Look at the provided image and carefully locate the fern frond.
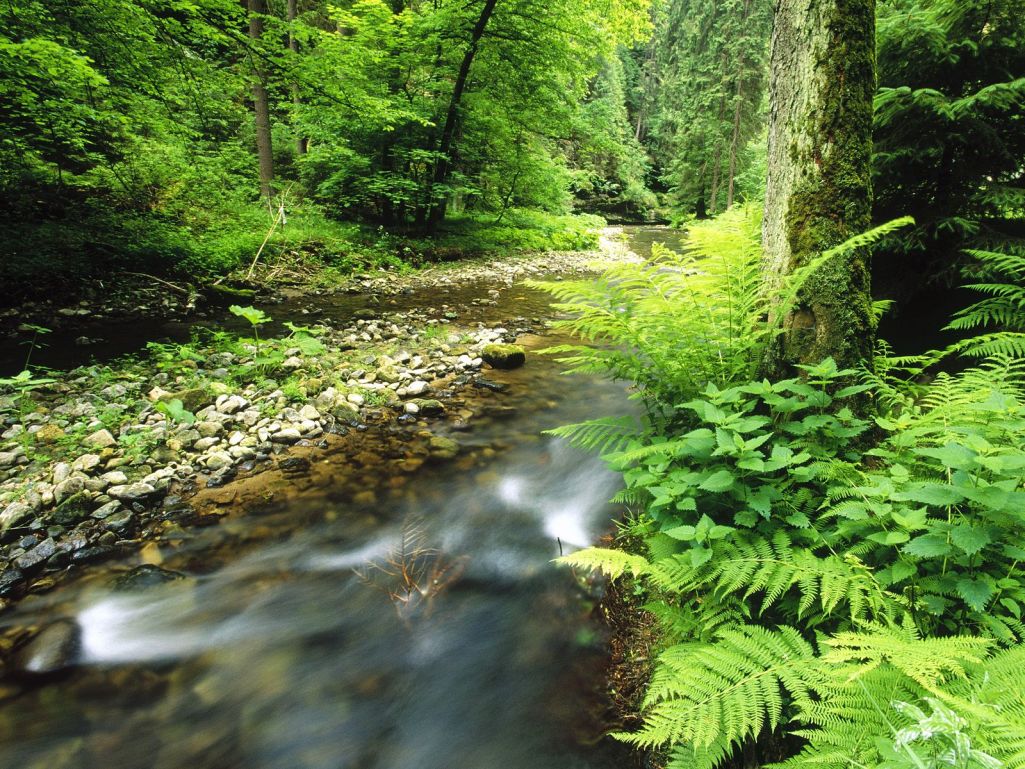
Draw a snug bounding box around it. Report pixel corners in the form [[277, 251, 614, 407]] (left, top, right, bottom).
[[618, 625, 818, 753], [555, 546, 650, 579]]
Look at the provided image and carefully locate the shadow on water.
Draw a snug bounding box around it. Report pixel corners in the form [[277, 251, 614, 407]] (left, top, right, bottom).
[[0, 227, 681, 768]]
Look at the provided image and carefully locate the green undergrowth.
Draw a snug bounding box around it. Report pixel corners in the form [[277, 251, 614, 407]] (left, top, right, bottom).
[[1, 191, 603, 302], [539, 205, 1025, 769]]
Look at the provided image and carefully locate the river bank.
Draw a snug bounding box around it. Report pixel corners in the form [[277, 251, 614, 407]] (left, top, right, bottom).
[[0, 232, 637, 622]]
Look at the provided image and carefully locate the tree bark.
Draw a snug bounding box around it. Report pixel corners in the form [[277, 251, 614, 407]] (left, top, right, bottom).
[[424, 0, 500, 230], [248, 0, 275, 199], [287, 0, 307, 156], [761, 0, 876, 375]]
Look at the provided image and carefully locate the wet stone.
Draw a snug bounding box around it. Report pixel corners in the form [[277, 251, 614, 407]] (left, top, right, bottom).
[[473, 378, 509, 393], [279, 456, 311, 475], [15, 537, 56, 572], [0, 567, 25, 597], [14, 619, 80, 675], [71, 545, 117, 565], [111, 564, 186, 592]]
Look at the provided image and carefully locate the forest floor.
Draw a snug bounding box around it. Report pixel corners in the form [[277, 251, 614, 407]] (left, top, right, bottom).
[[0, 230, 636, 640]]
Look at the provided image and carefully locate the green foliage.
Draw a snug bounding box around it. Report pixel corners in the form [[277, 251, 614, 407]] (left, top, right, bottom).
[[154, 399, 197, 426], [647, 0, 772, 217], [945, 246, 1025, 359], [532, 204, 765, 410], [873, 0, 1025, 310], [547, 204, 1025, 768]]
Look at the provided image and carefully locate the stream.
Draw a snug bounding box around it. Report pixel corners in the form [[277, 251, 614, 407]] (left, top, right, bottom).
[[0, 226, 682, 769]]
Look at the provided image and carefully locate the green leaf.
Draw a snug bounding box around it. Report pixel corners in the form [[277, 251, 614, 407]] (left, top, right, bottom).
[[698, 469, 736, 492], [690, 546, 713, 568], [903, 534, 952, 558], [892, 483, 965, 507], [664, 525, 697, 541], [956, 578, 994, 611], [950, 525, 991, 556]]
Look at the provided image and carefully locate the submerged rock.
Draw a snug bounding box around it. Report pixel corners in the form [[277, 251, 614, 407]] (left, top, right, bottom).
[[110, 564, 186, 592], [15, 619, 80, 675], [482, 343, 526, 370]]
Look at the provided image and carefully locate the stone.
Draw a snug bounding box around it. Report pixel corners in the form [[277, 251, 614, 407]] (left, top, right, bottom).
[[299, 404, 321, 421], [108, 482, 158, 501], [15, 620, 80, 675], [406, 380, 430, 396], [111, 564, 186, 592], [0, 567, 24, 597], [473, 378, 509, 393], [103, 510, 134, 532], [205, 451, 233, 471], [15, 537, 56, 572], [404, 402, 420, 415], [83, 428, 117, 449], [54, 476, 85, 504], [196, 421, 223, 438], [1, 502, 34, 530], [272, 428, 302, 444], [481, 343, 526, 370], [92, 500, 122, 520], [413, 399, 446, 416], [0, 449, 22, 468], [34, 424, 66, 444], [282, 356, 304, 370], [100, 470, 129, 485], [52, 462, 72, 485], [217, 394, 247, 414], [427, 435, 460, 461], [194, 437, 219, 451], [162, 387, 210, 413], [52, 492, 92, 525], [72, 454, 101, 473]]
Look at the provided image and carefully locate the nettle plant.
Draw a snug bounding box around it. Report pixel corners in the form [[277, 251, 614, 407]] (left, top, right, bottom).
[[562, 355, 1025, 768], [546, 209, 1025, 769]]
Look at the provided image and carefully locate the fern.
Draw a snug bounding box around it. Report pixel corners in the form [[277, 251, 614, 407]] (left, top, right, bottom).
[[618, 624, 819, 762], [555, 547, 650, 580], [946, 245, 1025, 359]]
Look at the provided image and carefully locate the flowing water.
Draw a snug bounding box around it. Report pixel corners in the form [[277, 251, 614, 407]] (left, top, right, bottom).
[[0, 226, 678, 769]]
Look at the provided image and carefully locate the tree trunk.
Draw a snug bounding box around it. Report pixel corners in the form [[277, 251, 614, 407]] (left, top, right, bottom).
[[726, 0, 752, 210], [761, 0, 876, 375], [248, 0, 275, 199], [708, 52, 729, 214], [424, 0, 500, 230], [287, 0, 307, 156]]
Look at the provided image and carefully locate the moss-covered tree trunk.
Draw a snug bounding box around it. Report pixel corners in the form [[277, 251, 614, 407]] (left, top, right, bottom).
[[761, 0, 876, 375]]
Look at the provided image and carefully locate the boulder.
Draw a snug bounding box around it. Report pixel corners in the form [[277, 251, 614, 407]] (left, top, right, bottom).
[[481, 343, 526, 370]]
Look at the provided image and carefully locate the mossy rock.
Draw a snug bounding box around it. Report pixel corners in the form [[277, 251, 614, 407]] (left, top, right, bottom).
[[160, 387, 211, 413], [482, 343, 526, 370], [33, 424, 66, 445], [413, 399, 445, 416], [52, 492, 92, 525], [427, 435, 460, 461]]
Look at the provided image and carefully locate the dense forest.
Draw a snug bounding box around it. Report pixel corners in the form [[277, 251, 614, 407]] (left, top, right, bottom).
[[1, 1, 1025, 769]]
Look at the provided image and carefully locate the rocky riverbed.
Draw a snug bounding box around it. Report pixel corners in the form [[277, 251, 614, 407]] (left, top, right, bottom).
[[0, 235, 637, 629]]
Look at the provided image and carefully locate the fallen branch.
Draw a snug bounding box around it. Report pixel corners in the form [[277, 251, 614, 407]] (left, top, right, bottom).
[[246, 183, 294, 281], [123, 272, 191, 296]]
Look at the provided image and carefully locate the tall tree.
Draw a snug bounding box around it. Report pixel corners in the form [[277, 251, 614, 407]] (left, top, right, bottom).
[[248, 0, 275, 199], [423, 0, 499, 229], [761, 0, 876, 373]]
